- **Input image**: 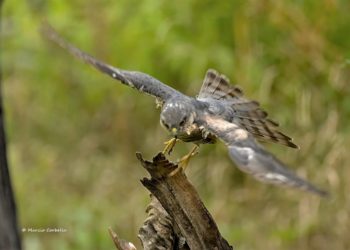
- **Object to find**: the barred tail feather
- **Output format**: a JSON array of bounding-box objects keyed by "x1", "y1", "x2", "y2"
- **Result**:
[
  {"x1": 235, "y1": 117, "x2": 298, "y2": 149},
  {"x1": 198, "y1": 69, "x2": 298, "y2": 149}
]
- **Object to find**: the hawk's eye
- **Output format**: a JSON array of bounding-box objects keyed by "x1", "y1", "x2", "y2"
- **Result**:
[
  {"x1": 179, "y1": 116, "x2": 187, "y2": 127},
  {"x1": 161, "y1": 119, "x2": 169, "y2": 129}
]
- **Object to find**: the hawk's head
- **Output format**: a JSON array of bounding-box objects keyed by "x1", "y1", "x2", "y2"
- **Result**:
[{"x1": 160, "y1": 99, "x2": 195, "y2": 136}]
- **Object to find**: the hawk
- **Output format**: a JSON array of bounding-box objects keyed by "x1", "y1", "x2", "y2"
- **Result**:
[{"x1": 43, "y1": 25, "x2": 327, "y2": 197}]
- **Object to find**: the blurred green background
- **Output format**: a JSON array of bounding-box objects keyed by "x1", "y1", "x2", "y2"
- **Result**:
[{"x1": 2, "y1": 0, "x2": 350, "y2": 249}]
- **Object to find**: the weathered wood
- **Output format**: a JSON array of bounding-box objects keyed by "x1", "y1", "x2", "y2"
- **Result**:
[
  {"x1": 0, "y1": 0, "x2": 22, "y2": 248},
  {"x1": 137, "y1": 152, "x2": 233, "y2": 250},
  {"x1": 138, "y1": 195, "x2": 189, "y2": 250},
  {"x1": 109, "y1": 228, "x2": 137, "y2": 250}
]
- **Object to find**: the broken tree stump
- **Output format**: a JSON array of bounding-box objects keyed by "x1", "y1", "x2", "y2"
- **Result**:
[{"x1": 136, "y1": 152, "x2": 233, "y2": 250}]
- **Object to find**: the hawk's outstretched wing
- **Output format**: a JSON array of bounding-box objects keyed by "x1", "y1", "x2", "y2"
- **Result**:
[
  {"x1": 201, "y1": 115, "x2": 327, "y2": 196},
  {"x1": 198, "y1": 69, "x2": 298, "y2": 149},
  {"x1": 42, "y1": 24, "x2": 181, "y2": 105}
]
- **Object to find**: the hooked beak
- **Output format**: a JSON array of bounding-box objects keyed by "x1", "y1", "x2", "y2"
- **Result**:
[{"x1": 171, "y1": 127, "x2": 177, "y2": 135}]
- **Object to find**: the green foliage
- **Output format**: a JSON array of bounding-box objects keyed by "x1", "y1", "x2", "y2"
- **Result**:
[{"x1": 2, "y1": 0, "x2": 350, "y2": 249}]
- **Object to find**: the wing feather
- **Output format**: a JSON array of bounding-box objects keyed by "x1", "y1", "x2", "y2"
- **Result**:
[
  {"x1": 235, "y1": 117, "x2": 298, "y2": 148},
  {"x1": 200, "y1": 116, "x2": 328, "y2": 196},
  {"x1": 198, "y1": 69, "x2": 244, "y2": 101},
  {"x1": 198, "y1": 69, "x2": 298, "y2": 149},
  {"x1": 41, "y1": 23, "x2": 181, "y2": 103}
]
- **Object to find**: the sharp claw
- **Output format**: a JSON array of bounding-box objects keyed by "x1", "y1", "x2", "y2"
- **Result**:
[
  {"x1": 167, "y1": 165, "x2": 183, "y2": 177},
  {"x1": 167, "y1": 145, "x2": 199, "y2": 177},
  {"x1": 162, "y1": 138, "x2": 178, "y2": 155}
]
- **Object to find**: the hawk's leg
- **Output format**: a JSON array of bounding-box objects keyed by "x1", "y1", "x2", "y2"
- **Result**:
[
  {"x1": 178, "y1": 145, "x2": 199, "y2": 171},
  {"x1": 168, "y1": 145, "x2": 199, "y2": 177},
  {"x1": 162, "y1": 138, "x2": 178, "y2": 155}
]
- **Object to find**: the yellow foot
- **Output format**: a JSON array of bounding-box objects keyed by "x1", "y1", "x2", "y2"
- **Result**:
[
  {"x1": 168, "y1": 145, "x2": 199, "y2": 177},
  {"x1": 162, "y1": 138, "x2": 178, "y2": 155}
]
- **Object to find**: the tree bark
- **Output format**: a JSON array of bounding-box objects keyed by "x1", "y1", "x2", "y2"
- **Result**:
[
  {"x1": 138, "y1": 195, "x2": 190, "y2": 250},
  {"x1": 0, "y1": 0, "x2": 22, "y2": 248}
]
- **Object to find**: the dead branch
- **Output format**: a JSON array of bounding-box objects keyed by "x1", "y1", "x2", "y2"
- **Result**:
[{"x1": 109, "y1": 228, "x2": 137, "y2": 250}]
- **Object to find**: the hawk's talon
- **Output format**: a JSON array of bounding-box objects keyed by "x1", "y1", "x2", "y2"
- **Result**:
[
  {"x1": 168, "y1": 145, "x2": 199, "y2": 177},
  {"x1": 162, "y1": 138, "x2": 178, "y2": 155}
]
